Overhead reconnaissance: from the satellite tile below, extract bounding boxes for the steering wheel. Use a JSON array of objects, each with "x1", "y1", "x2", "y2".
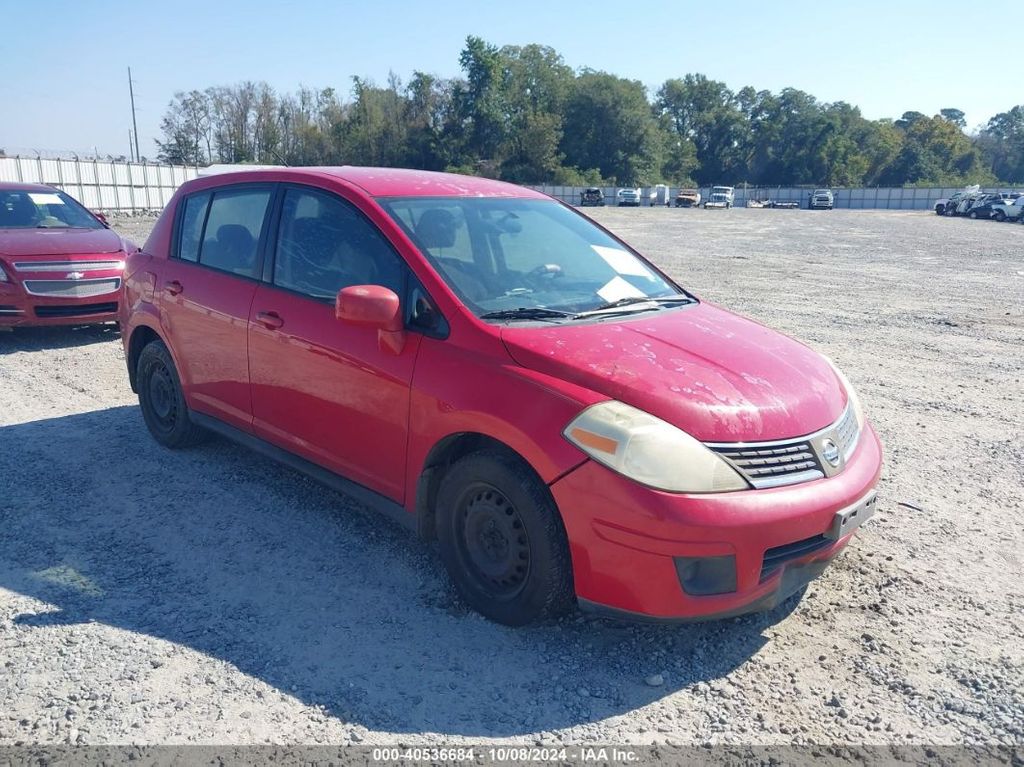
[{"x1": 525, "y1": 263, "x2": 563, "y2": 284}]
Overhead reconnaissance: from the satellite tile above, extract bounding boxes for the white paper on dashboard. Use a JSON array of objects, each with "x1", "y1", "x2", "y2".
[
  {"x1": 28, "y1": 193, "x2": 65, "y2": 205},
  {"x1": 596, "y1": 276, "x2": 646, "y2": 303},
  {"x1": 591, "y1": 244, "x2": 651, "y2": 277}
]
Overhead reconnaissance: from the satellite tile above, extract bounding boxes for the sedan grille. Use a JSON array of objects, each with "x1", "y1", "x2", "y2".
[
  {"x1": 13, "y1": 259, "x2": 123, "y2": 272},
  {"x1": 34, "y1": 302, "x2": 117, "y2": 318},
  {"x1": 706, "y1": 404, "x2": 860, "y2": 489},
  {"x1": 710, "y1": 441, "x2": 824, "y2": 489},
  {"x1": 23, "y1": 277, "x2": 121, "y2": 298},
  {"x1": 833, "y1": 405, "x2": 859, "y2": 458}
]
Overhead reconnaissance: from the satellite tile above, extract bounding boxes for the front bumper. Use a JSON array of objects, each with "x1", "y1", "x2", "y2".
[
  {"x1": 0, "y1": 272, "x2": 121, "y2": 328},
  {"x1": 550, "y1": 422, "x2": 883, "y2": 621}
]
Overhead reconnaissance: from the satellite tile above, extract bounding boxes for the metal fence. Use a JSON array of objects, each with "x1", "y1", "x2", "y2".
[
  {"x1": 0, "y1": 157, "x2": 199, "y2": 212},
  {"x1": 2, "y1": 156, "x2": 1014, "y2": 213},
  {"x1": 529, "y1": 185, "x2": 1021, "y2": 210}
]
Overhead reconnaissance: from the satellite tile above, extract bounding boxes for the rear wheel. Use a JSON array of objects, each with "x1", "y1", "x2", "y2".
[
  {"x1": 137, "y1": 340, "x2": 208, "y2": 448},
  {"x1": 436, "y1": 450, "x2": 574, "y2": 625},
  {"x1": 994, "y1": 210, "x2": 1006, "y2": 222},
  {"x1": 968, "y1": 211, "x2": 978, "y2": 219}
]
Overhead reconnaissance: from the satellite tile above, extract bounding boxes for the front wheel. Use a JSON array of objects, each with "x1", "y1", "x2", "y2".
[
  {"x1": 993, "y1": 211, "x2": 1006, "y2": 222},
  {"x1": 137, "y1": 340, "x2": 208, "y2": 448},
  {"x1": 436, "y1": 450, "x2": 574, "y2": 625},
  {"x1": 968, "y1": 211, "x2": 978, "y2": 219}
]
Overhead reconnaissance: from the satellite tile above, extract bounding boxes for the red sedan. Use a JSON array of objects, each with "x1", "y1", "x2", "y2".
[
  {"x1": 0, "y1": 182, "x2": 131, "y2": 329},
  {"x1": 121, "y1": 167, "x2": 882, "y2": 625}
]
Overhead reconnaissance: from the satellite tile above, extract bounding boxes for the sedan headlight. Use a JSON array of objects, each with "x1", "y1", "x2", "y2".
[
  {"x1": 564, "y1": 400, "x2": 749, "y2": 493},
  {"x1": 0, "y1": 264, "x2": 8, "y2": 283},
  {"x1": 823, "y1": 356, "x2": 864, "y2": 428}
]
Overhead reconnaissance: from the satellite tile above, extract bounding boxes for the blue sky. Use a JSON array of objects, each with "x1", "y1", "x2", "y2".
[{"x1": 1, "y1": 0, "x2": 1014, "y2": 158}]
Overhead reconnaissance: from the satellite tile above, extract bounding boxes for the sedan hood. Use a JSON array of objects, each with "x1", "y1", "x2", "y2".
[
  {"x1": 501, "y1": 302, "x2": 846, "y2": 442},
  {"x1": 0, "y1": 228, "x2": 123, "y2": 257}
]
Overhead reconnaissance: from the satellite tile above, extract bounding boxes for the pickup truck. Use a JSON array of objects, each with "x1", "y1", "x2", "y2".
[
  {"x1": 809, "y1": 189, "x2": 834, "y2": 210},
  {"x1": 616, "y1": 187, "x2": 642, "y2": 207},
  {"x1": 704, "y1": 185, "x2": 734, "y2": 209}
]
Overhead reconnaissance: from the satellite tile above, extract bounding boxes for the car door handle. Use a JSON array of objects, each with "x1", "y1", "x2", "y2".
[
  {"x1": 255, "y1": 311, "x2": 284, "y2": 330},
  {"x1": 164, "y1": 280, "x2": 183, "y2": 296}
]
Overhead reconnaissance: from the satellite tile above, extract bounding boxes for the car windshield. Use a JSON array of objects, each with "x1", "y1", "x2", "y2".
[
  {"x1": 0, "y1": 189, "x2": 103, "y2": 229},
  {"x1": 380, "y1": 197, "x2": 685, "y2": 319},
  {"x1": 712, "y1": 187, "x2": 730, "y2": 194}
]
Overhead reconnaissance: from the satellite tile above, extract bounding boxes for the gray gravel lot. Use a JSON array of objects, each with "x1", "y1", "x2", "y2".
[{"x1": 0, "y1": 208, "x2": 1021, "y2": 746}]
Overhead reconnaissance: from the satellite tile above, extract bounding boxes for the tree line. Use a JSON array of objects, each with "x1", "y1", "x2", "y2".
[{"x1": 156, "y1": 36, "x2": 1024, "y2": 187}]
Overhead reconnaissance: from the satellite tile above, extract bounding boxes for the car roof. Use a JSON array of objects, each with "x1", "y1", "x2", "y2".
[
  {"x1": 0, "y1": 181, "x2": 60, "y2": 193},
  {"x1": 186, "y1": 166, "x2": 548, "y2": 199}
]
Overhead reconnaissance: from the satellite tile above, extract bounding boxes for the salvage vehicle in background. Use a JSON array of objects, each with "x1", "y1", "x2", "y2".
[
  {"x1": 580, "y1": 187, "x2": 605, "y2": 207},
  {"x1": 616, "y1": 187, "x2": 641, "y2": 207},
  {"x1": 674, "y1": 188, "x2": 701, "y2": 207},
  {"x1": 965, "y1": 194, "x2": 1011, "y2": 219},
  {"x1": 121, "y1": 166, "x2": 881, "y2": 626},
  {"x1": 809, "y1": 189, "x2": 834, "y2": 210},
  {"x1": 704, "y1": 185, "x2": 735, "y2": 209},
  {"x1": 992, "y1": 197, "x2": 1024, "y2": 222},
  {"x1": 0, "y1": 182, "x2": 133, "y2": 329}
]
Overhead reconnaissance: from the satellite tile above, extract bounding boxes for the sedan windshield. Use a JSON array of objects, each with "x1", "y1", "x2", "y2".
[
  {"x1": 0, "y1": 189, "x2": 103, "y2": 229},
  {"x1": 380, "y1": 197, "x2": 686, "y2": 318}
]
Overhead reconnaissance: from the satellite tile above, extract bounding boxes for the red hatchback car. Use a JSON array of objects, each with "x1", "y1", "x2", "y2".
[
  {"x1": 121, "y1": 167, "x2": 882, "y2": 625},
  {"x1": 0, "y1": 183, "x2": 130, "y2": 328}
]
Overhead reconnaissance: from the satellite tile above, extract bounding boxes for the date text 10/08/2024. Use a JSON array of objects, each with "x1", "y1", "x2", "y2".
[{"x1": 371, "y1": 747, "x2": 639, "y2": 762}]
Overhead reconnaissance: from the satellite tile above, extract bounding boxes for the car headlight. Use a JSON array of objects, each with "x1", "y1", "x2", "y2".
[
  {"x1": 823, "y1": 356, "x2": 864, "y2": 428},
  {"x1": 0, "y1": 264, "x2": 9, "y2": 283},
  {"x1": 563, "y1": 400, "x2": 749, "y2": 493}
]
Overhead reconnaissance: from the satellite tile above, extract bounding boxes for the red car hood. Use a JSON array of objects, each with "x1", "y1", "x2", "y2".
[
  {"x1": 0, "y1": 228, "x2": 124, "y2": 257},
  {"x1": 501, "y1": 302, "x2": 846, "y2": 442}
]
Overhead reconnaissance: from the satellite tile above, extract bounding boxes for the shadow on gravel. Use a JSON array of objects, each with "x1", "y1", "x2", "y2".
[
  {"x1": 0, "y1": 323, "x2": 120, "y2": 354},
  {"x1": 0, "y1": 406, "x2": 799, "y2": 737}
]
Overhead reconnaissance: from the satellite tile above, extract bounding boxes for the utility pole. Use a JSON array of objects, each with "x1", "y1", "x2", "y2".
[
  {"x1": 128, "y1": 67, "x2": 140, "y2": 162},
  {"x1": 128, "y1": 130, "x2": 135, "y2": 163}
]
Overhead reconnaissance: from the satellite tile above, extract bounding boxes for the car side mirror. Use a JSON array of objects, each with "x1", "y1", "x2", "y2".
[
  {"x1": 336, "y1": 285, "x2": 405, "y2": 354},
  {"x1": 93, "y1": 211, "x2": 109, "y2": 227}
]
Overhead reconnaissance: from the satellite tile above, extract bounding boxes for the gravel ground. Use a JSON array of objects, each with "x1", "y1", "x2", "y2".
[{"x1": 0, "y1": 208, "x2": 1021, "y2": 747}]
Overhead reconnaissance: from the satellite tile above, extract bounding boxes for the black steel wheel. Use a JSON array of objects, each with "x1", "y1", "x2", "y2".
[
  {"x1": 436, "y1": 450, "x2": 574, "y2": 625},
  {"x1": 456, "y1": 483, "x2": 531, "y2": 599},
  {"x1": 137, "y1": 340, "x2": 208, "y2": 448}
]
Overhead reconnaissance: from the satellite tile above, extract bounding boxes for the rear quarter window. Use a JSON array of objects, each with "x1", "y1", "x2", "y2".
[{"x1": 177, "y1": 192, "x2": 211, "y2": 263}]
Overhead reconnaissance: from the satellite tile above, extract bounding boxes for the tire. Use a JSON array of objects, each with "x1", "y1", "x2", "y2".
[
  {"x1": 993, "y1": 210, "x2": 1006, "y2": 222},
  {"x1": 136, "y1": 340, "x2": 208, "y2": 448},
  {"x1": 436, "y1": 450, "x2": 574, "y2": 626},
  {"x1": 935, "y1": 206, "x2": 944, "y2": 215},
  {"x1": 968, "y1": 211, "x2": 978, "y2": 219}
]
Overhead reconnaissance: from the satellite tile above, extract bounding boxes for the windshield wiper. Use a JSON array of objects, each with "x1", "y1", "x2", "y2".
[
  {"x1": 574, "y1": 295, "x2": 694, "y2": 318},
  {"x1": 478, "y1": 307, "x2": 575, "y2": 321}
]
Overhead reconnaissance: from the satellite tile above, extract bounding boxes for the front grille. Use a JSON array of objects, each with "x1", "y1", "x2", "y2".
[
  {"x1": 13, "y1": 259, "x2": 123, "y2": 272},
  {"x1": 34, "y1": 302, "x2": 117, "y2": 318},
  {"x1": 707, "y1": 404, "x2": 860, "y2": 489},
  {"x1": 834, "y1": 405, "x2": 859, "y2": 458},
  {"x1": 760, "y1": 534, "x2": 832, "y2": 581},
  {"x1": 711, "y1": 441, "x2": 825, "y2": 489},
  {"x1": 23, "y1": 277, "x2": 121, "y2": 298}
]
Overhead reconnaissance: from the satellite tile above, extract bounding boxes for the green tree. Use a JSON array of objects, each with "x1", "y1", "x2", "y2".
[{"x1": 562, "y1": 71, "x2": 665, "y2": 184}]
